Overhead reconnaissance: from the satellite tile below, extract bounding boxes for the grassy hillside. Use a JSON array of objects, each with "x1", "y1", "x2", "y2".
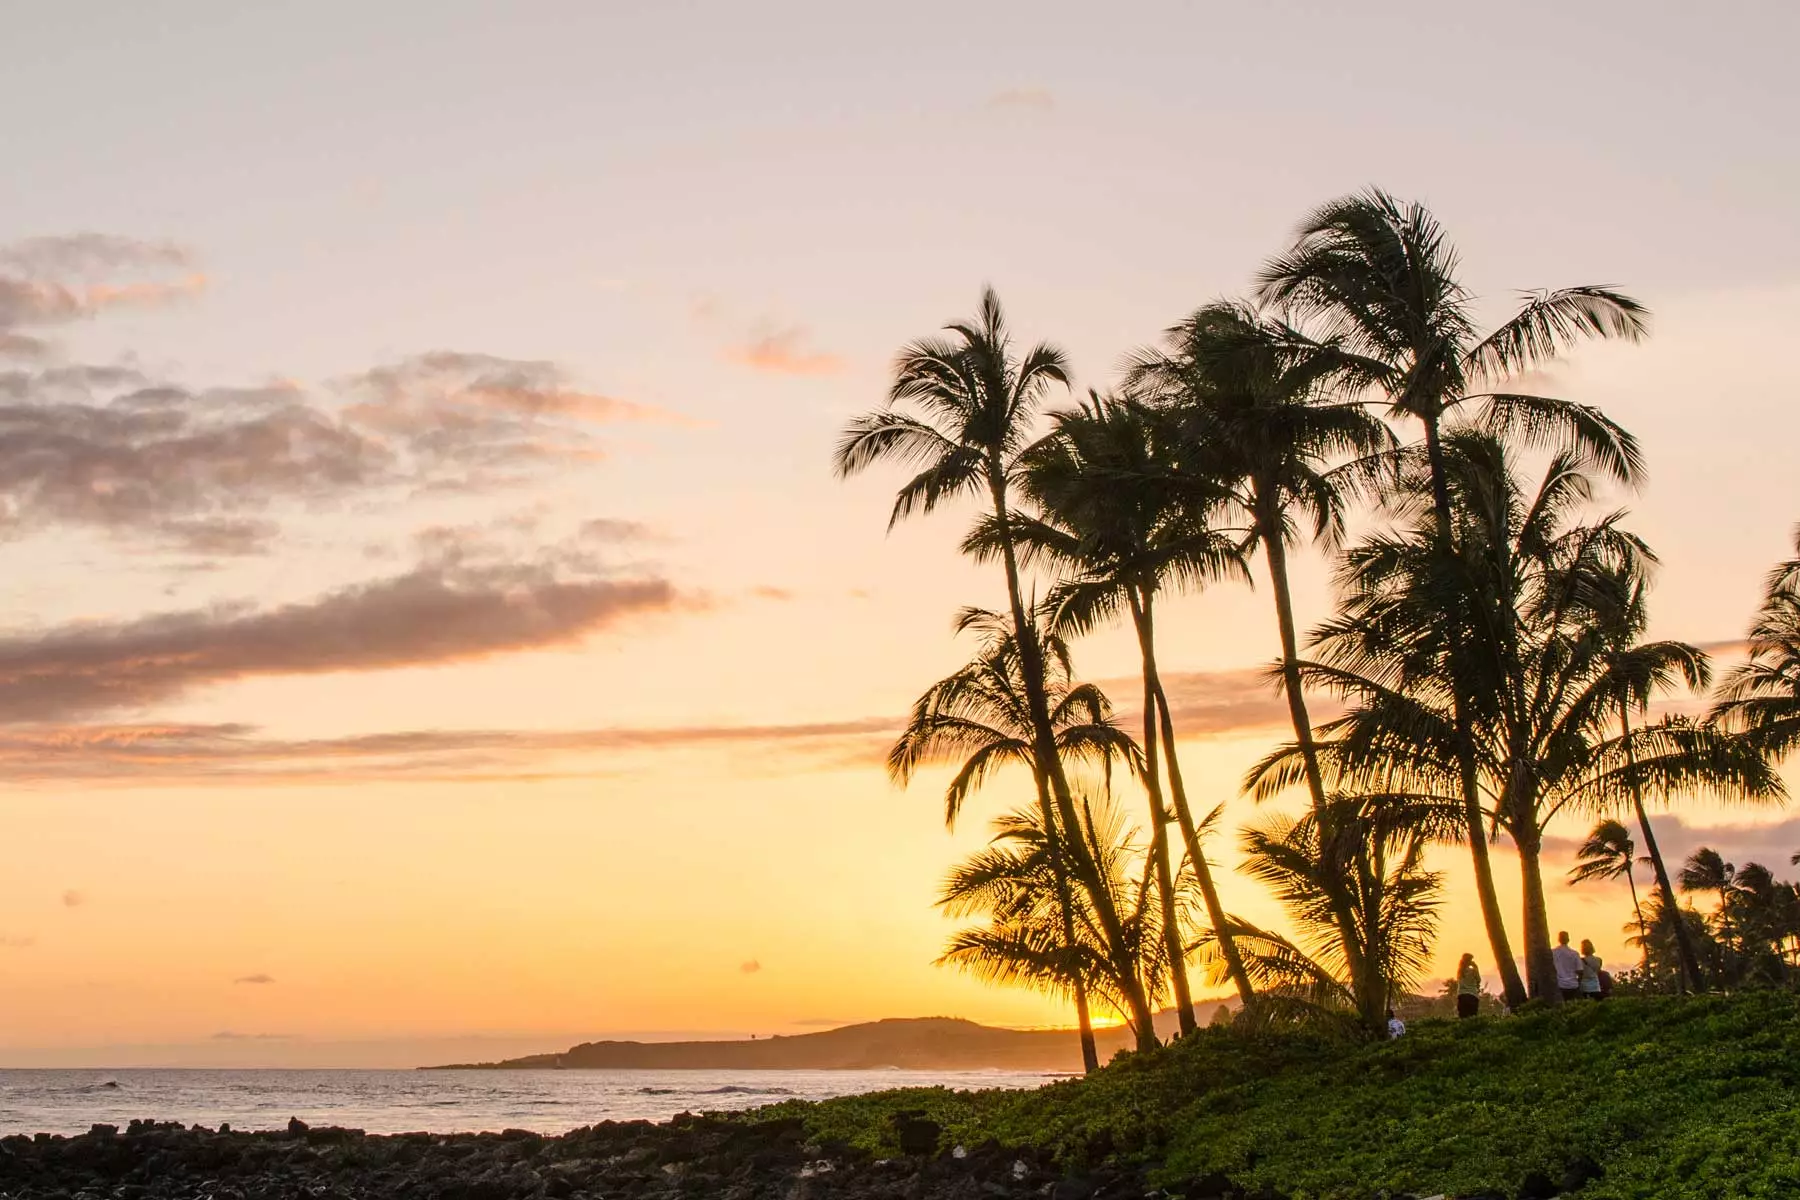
[{"x1": 758, "y1": 994, "x2": 1800, "y2": 1199}]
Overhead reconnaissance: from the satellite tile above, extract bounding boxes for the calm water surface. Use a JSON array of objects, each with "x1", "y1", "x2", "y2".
[{"x1": 0, "y1": 1068, "x2": 1061, "y2": 1136}]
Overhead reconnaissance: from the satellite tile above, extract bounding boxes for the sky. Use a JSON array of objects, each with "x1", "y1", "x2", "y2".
[{"x1": 0, "y1": 0, "x2": 1797, "y2": 1066}]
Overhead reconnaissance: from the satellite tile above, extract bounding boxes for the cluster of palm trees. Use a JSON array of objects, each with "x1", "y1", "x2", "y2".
[
  {"x1": 834, "y1": 189, "x2": 1800, "y2": 1060},
  {"x1": 1571, "y1": 537, "x2": 1800, "y2": 992}
]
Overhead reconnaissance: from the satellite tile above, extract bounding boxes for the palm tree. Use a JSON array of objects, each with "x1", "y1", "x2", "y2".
[
  {"x1": 939, "y1": 793, "x2": 1167, "y2": 1052},
  {"x1": 1569, "y1": 818, "x2": 1646, "y2": 965},
  {"x1": 836, "y1": 288, "x2": 1158, "y2": 1047},
  {"x1": 1123, "y1": 301, "x2": 1394, "y2": 1005},
  {"x1": 1258, "y1": 189, "x2": 1650, "y2": 1008},
  {"x1": 1713, "y1": 526, "x2": 1800, "y2": 762},
  {"x1": 1285, "y1": 432, "x2": 1782, "y2": 1000},
  {"x1": 1196, "y1": 793, "x2": 1449, "y2": 1032},
  {"x1": 985, "y1": 391, "x2": 1255, "y2": 1017},
  {"x1": 1680, "y1": 847, "x2": 1740, "y2": 962},
  {"x1": 1592, "y1": 566, "x2": 1714, "y2": 991},
  {"x1": 1628, "y1": 889, "x2": 1723, "y2": 989},
  {"x1": 889, "y1": 607, "x2": 1140, "y2": 1070}
]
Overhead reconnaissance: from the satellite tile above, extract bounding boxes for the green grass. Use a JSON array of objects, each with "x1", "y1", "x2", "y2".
[{"x1": 754, "y1": 994, "x2": 1800, "y2": 1198}]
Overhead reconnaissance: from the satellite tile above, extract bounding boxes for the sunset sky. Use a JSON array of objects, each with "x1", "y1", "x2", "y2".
[{"x1": 2, "y1": 1, "x2": 1797, "y2": 1066}]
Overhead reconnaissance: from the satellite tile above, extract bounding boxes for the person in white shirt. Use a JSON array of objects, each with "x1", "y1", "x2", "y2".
[
  {"x1": 1386, "y1": 1009, "x2": 1405, "y2": 1039},
  {"x1": 1552, "y1": 930, "x2": 1582, "y2": 1000}
]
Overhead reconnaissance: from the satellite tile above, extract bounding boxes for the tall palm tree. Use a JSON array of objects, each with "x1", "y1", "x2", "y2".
[
  {"x1": 1123, "y1": 302, "x2": 1394, "y2": 1003},
  {"x1": 983, "y1": 391, "x2": 1255, "y2": 1017},
  {"x1": 889, "y1": 607, "x2": 1140, "y2": 1070},
  {"x1": 1258, "y1": 189, "x2": 1650, "y2": 1008},
  {"x1": 1592, "y1": 567, "x2": 1713, "y2": 991},
  {"x1": 1713, "y1": 526, "x2": 1800, "y2": 763},
  {"x1": 939, "y1": 793, "x2": 1167, "y2": 1053},
  {"x1": 1284, "y1": 432, "x2": 1781, "y2": 1000},
  {"x1": 1569, "y1": 818, "x2": 1646, "y2": 965},
  {"x1": 836, "y1": 288, "x2": 1158, "y2": 1046}
]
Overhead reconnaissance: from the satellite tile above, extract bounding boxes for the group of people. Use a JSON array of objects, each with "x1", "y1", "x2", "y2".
[
  {"x1": 1552, "y1": 930, "x2": 1613, "y2": 1002},
  {"x1": 1388, "y1": 933, "x2": 1611, "y2": 1037},
  {"x1": 1449, "y1": 932, "x2": 1611, "y2": 1017}
]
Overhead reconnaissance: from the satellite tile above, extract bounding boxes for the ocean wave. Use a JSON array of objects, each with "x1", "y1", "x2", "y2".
[{"x1": 634, "y1": 1086, "x2": 797, "y2": 1097}]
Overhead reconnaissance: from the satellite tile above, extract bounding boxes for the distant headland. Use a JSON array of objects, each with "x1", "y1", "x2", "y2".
[{"x1": 421, "y1": 1013, "x2": 1203, "y2": 1072}]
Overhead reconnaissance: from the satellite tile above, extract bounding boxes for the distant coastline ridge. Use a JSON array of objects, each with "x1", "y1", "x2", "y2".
[{"x1": 423, "y1": 1012, "x2": 1206, "y2": 1071}]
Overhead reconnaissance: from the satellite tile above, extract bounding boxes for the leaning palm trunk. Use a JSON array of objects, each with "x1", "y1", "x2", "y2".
[
  {"x1": 1035, "y1": 775, "x2": 1101, "y2": 1069},
  {"x1": 1137, "y1": 656, "x2": 1198, "y2": 1035},
  {"x1": 1619, "y1": 702, "x2": 1704, "y2": 991},
  {"x1": 1257, "y1": 495, "x2": 1378, "y2": 1007},
  {"x1": 1135, "y1": 594, "x2": 1254, "y2": 1005},
  {"x1": 1423, "y1": 421, "x2": 1529, "y2": 1008},
  {"x1": 992, "y1": 482, "x2": 1159, "y2": 1048}
]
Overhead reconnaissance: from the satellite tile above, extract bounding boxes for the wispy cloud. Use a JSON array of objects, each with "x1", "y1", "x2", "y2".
[
  {"x1": 0, "y1": 714, "x2": 896, "y2": 788},
  {"x1": 0, "y1": 371, "x2": 390, "y2": 553},
  {"x1": 0, "y1": 232, "x2": 696, "y2": 554},
  {"x1": 740, "y1": 960, "x2": 762, "y2": 975},
  {"x1": 232, "y1": 973, "x2": 276, "y2": 986},
  {"x1": 212, "y1": 1030, "x2": 290, "y2": 1039},
  {"x1": 0, "y1": 667, "x2": 1296, "y2": 789},
  {"x1": 0, "y1": 935, "x2": 35, "y2": 949},
  {"x1": 0, "y1": 547, "x2": 683, "y2": 723},
  {"x1": 60, "y1": 889, "x2": 85, "y2": 908},
  {"x1": 986, "y1": 87, "x2": 1055, "y2": 112},
  {"x1": 340, "y1": 350, "x2": 698, "y2": 486},
  {"x1": 723, "y1": 325, "x2": 843, "y2": 376},
  {"x1": 0, "y1": 235, "x2": 204, "y2": 358}
]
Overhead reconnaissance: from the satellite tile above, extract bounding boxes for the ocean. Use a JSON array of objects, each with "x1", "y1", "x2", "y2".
[{"x1": 0, "y1": 1068, "x2": 1062, "y2": 1137}]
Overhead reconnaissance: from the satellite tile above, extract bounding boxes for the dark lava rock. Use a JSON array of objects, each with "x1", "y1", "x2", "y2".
[
  {"x1": 1561, "y1": 1153, "x2": 1604, "y2": 1192},
  {"x1": 0, "y1": 1114, "x2": 1154, "y2": 1200},
  {"x1": 1516, "y1": 1168, "x2": 1558, "y2": 1200},
  {"x1": 894, "y1": 1113, "x2": 942, "y2": 1157}
]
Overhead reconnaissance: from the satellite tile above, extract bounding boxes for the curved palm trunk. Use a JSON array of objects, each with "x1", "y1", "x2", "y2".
[
  {"x1": 1135, "y1": 604, "x2": 1253, "y2": 1006},
  {"x1": 1035, "y1": 774, "x2": 1101, "y2": 1071},
  {"x1": 1423, "y1": 419, "x2": 1528, "y2": 1008},
  {"x1": 1625, "y1": 863, "x2": 1648, "y2": 973},
  {"x1": 1130, "y1": 594, "x2": 1197, "y2": 1035},
  {"x1": 1618, "y1": 702, "x2": 1703, "y2": 992},
  {"x1": 1256, "y1": 494, "x2": 1378, "y2": 1019},
  {"x1": 1070, "y1": 979, "x2": 1100, "y2": 1073},
  {"x1": 989, "y1": 472, "x2": 1159, "y2": 1048},
  {"x1": 1514, "y1": 818, "x2": 1560, "y2": 1001}
]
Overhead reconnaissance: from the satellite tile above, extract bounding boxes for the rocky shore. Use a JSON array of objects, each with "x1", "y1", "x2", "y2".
[{"x1": 0, "y1": 1113, "x2": 1164, "y2": 1200}]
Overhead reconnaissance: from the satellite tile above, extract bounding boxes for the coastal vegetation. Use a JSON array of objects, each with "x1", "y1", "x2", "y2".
[
  {"x1": 835, "y1": 188, "x2": 1799, "y2": 1049},
  {"x1": 763, "y1": 992, "x2": 1800, "y2": 1199}
]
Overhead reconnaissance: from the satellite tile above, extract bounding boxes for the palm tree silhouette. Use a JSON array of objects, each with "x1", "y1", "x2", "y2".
[
  {"x1": 889, "y1": 607, "x2": 1138, "y2": 1069},
  {"x1": 1195, "y1": 793, "x2": 1448, "y2": 1027},
  {"x1": 1287, "y1": 433, "x2": 1780, "y2": 999},
  {"x1": 1591, "y1": 567, "x2": 1714, "y2": 991},
  {"x1": 834, "y1": 294, "x2": 1158, "y2": 1049},
  {"x1": 1258, "y1": 190, "x2": 1649, "y2": 1008},
  {"x1": 1124, "y1": 299, "x2": 1394, "y2": 1016},
  {"x1": 1569, "y1": 819, "x2": 1646, "y2": 967},
  {"x1": 986, "y1": 391, "x2": 1255, "y2": 1018},
  {"x1": 1713, "y1": 527, "x2": 1800, "y2": 763},
  {"x1": 938, "y1": 793, "x2": 1167, "y2": 1053},
  {"x1": 1680, "y1": 847, "x2": 1741, "y2": 963}
]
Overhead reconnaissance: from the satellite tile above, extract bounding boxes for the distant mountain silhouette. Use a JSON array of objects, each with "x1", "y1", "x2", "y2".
[{"x1": 425, "y1": 1008, "x2": 1235, "y2": 1072}]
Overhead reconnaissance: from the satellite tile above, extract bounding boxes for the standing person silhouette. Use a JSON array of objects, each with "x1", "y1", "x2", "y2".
[
  {"x1": 1455, "y1": 953, "x2": 1482, "y2": 1018},
  {"x1": 1553, "y1": 931, "x2": 1582, "y2": 1001},
  {"x1": 1579, "y1": 940, "x2": 1604, "y2": 1001}
]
